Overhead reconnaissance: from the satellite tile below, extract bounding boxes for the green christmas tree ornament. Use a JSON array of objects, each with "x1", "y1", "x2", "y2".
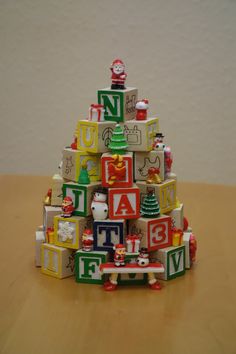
[
  {"x1": 108, "y1": 123, "x2": 128, "y2": 155},
  {"x1": 78, "y1": 161, "x2": 90, "y2": 184},
  {"x1": 140, "y1": 191, "x2": 160, "y2": 218}
]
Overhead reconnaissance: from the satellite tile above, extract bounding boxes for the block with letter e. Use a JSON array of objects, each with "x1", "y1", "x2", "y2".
[
  {"x1": 98, "y1": 87, "x2": 138, "y2": 122},
  {"x1": 75, "y1": 250, "x2": 109, "y2": 284},
  {"x1": 93, "y1": 219, "x2": 126, "y2": 252},
  {"x1": 129, "y1": 215, "x2": 172, "y2": 252},
  {"x1": 108, "y1": 186, "x2": 140, "y2": 220}
]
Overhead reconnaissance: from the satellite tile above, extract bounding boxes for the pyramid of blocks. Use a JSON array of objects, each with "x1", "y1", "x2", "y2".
[{"x1": 35, "y1": 59, "x2": 197, "y2": 291}]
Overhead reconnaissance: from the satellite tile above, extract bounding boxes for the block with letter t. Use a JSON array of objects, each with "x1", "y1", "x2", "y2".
[
  {"x1": 75, "y1": 250, "x2": 109, "y2": 284},
  {"x1": 129, "y1": 215, "x2": 172, "y2": 252},
  {"x1": 62, "y1": 181, "x2": 101, "y2": 217},
  {"x1": 97, "y1": 87, "x2": 138, "y2": 122},
  {"x1": 108, "y1": 185, "x2": 140, "y2": 220},
  {"x1": 93, "y1": 219, "x2": 126, "y2": 252}
]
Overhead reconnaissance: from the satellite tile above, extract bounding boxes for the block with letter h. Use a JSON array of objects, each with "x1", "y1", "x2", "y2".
[
  {"x1": 62, "y1": 147, "x2": 101, "y2": 182},
  {"x1": 129, "y1": 215, "x2": 172, "y2": 252},
  {"x1": 108, "y1": 186, "x2": 140, "y2": 220},
  {"x1": 77, "y1": 120, "x2": 116, "y2": 153},
  {"x1": 62, "y1": 181, "x2": 101, "y2": 217},
  {"x1": 98, "y1": 87, "x2": 138, "y2": 122},
  {"x1": 93, "y1": 219, "x2": 126, "y2": 252},
  {"x1": 75, "y1": 250, "x2": 109, "y2": 284},
  {"x1": 101, "y1": 152, "x2": 133, "y2": 188}
]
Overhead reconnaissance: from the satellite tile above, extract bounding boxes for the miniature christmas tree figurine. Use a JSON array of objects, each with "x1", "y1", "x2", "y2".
[
  {"x1": 78, "y1": 161, "x2": 90, "y2": 184},
  {"x1": 140, "y1": 191, "x2": 160, "y2": 218},
  {"x1": 108, "y1": 124, "x2": 128, "y2": 155}
]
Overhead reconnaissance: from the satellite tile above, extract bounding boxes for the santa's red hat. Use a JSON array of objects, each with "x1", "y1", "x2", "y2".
[
  {"x1": 63, "y1": 196, "x2": 73, "y2": 203},
  {"x1": 110, "y1": 59, "x2": 125, "y2": 68},
  {"x1": 114, "y1": 243, "x2": 126, "y2": 250},
  {"x1": 83, "y1": 228, "x2": 93, "y2": 236}
]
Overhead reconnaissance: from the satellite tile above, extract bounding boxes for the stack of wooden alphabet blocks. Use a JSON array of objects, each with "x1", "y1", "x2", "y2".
[{"x1": 36, "y1": 84, "x2": 196, "y2": 287}]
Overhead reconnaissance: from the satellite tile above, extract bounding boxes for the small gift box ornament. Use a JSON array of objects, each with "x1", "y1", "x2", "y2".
[
  {"x1": 172, "y1": 228, "x2": 183, "y2": 247},
  {"x1": 126, "y1": 233, "x2": 141, "y2": 253},
  {"x1": 89, "y1": 104, "x2": 105, "y2": 122}
]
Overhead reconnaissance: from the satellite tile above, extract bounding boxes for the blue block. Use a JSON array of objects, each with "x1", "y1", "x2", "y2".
[{"x1": 93, "y1": 219, "x2": 126, "y2": 252}]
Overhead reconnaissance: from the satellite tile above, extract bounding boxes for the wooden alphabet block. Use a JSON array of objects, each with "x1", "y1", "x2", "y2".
[
  {"x1": 77, "y1": 120, "x2": 116, "y2": 153},
  {"x1": 43, "y1": 206, "x2": 62, "y2": 232},
  {"x1": 137, "y1": 179, "x2": 177, "y2": 214},
  {"x1": 41, "y1": 243, "x2": 75, "y2": 279},
  {"x1": 35, "y1": 230, "x2": 45, "y2": 267},
  {"x1": 108, "y1": 186, "x2": 140, "y2": 220},
  {"x1": 134, "y1": 151, "x2": 165, "y2": 181},
  {"x1": 75, "y1": 250, "x2": 109, "y2": 284},
  {"x1": 123, "y1": 117, "x2": 159, "y2": 152},
  {"x1": 101, "y1": 152, "x2": 133, "y2": 188},
  {"x1": 54, "y1": 215, "x2": 88, "y2": 250},
  {"x1": 93, "y1": 219, "x2": 126, "y2": 252},
  {"x1": 62, "y1": 181, "x2": 101, "y2": 217},
  {"x1": 129, "y1": 215, "x2": 172, "y2": 252},
  {"x1": 51, "y1": 174, "x2": 63, "y2": 206},
  {"x1": 62, "y1": 148, "x2": 101, "y2": 182},
  {"x1": 118, "y1": 253, "x2": 147, "y2": 285},
  {"x1": 98, "y1": 87, "x2": 138, "y2": 122},
  {"x1": 168, "y1": 203, "x2": 184, "y2": 230},
  {"x1": 155, "y1": 245, "x2": 185, "y2": 280}
]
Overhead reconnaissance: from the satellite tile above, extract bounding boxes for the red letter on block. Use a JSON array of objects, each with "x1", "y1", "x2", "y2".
[{"x1": 116, "y1": 194, "x2": 135, "y2": 215}]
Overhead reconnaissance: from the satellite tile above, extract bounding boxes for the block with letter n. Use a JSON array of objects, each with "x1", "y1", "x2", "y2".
[
  {"x1": 155, "y1": 245, "x2": 185, "y2": 280},
  {"x1": 129, "y1": 215, "x2": 172, "y2": 252},
  {"x1": 93, "y1": 219, "x2": 126, "y2": 252},
  {"x1": 62, "y1": 181, "x2": 101, "y2": 217},
  {"x1": 98, "y1": 87, "x2": 138, "y2": 122},
  {"x1": 75, "y1": 250, "x2": 109, "y2": 284}
]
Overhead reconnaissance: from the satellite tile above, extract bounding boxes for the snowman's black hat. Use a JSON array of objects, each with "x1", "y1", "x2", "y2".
[
  {"x1": 94, "y1": 187, "x2": 108, "y2": 195},
  {"x1": 155, "y1": 133, "x2": 165, "y2": 138}
]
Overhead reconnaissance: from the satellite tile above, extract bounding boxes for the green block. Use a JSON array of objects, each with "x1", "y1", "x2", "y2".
[
  {"x1": 118, "y1": 253, "x2": 147, "y2": 285},
  {"x1": 156, "y1": 245, "x2": 185, "y2": 281},
  {"x1": 98, "y1": 87, "x2": 137, "y2": 123},
  {"x1": 63, "y1": 181, "x2": 101, "y2": 217},
  {"x1": 75, "y1": 250, "x2": 109, "y2": 284}
]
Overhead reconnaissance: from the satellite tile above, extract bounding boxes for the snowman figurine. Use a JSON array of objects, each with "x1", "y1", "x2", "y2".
[
  {"x1": 91, "y1": 188, "x2": 108, "y2": 220},
  {"x1": 137, "y1": 248, "x2": 150, "y2": 267}
]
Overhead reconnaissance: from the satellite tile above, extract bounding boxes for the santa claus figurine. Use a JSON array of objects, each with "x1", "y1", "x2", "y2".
[
  {"x1": 61, "y1": 196, "x2": 75, "y2": 218},
  {"x1": 110, "y1": 59, "x2": 127, "y2": 90},
  {"x1": 82, "y1": 229, "x2": 94, "y2": 252},
  {"x1": 113, "y1": 244, "x2": 126, "y2": 266},
  {"x1": 135, "y1": 99, "x2": 149, "y2": 120}
]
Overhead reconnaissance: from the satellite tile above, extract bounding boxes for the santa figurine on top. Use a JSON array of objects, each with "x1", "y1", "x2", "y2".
[{"x1": 110, "y1": 59, "x2": 127, "y2": 90}]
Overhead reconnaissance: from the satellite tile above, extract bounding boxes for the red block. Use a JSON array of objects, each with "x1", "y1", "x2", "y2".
[
  {"x1": 101, "y1": 152, "x2": 133, "y2": 188},
  {"x1": 108, "y1": 186, "x2": 140, "y2": 220}
]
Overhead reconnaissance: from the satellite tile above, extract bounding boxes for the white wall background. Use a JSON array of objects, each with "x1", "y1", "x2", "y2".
[{"x1": 0, "y1": 0, "x2": 236, "y2": 185}]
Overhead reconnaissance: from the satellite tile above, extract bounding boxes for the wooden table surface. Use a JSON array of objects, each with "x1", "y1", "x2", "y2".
[{"x1": 1, "y1": 175, "x2": 236, "y2": 354}]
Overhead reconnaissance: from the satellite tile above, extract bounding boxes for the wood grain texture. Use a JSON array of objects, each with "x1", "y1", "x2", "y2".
[{"x1": 0, "y1": 175, "x2": 236, "y2": 354}]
